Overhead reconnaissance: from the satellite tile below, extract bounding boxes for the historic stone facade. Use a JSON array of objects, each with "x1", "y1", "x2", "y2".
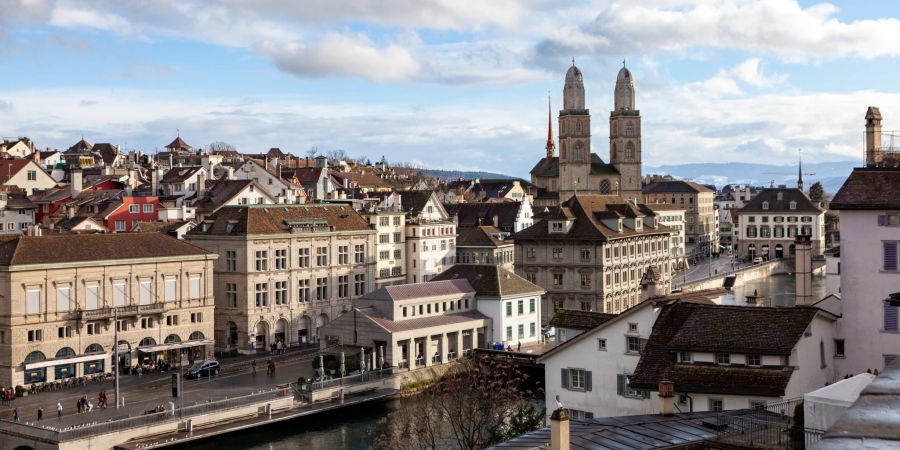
[{"x1": 530, "y1": 63, "x2": 643, "y2": 206}]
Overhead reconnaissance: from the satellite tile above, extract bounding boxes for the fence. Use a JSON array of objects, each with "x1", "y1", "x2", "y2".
[
  {"x1": 715, "y1": 412, "x2": 795, "y2": 449},
  {"x1": 307, "y1": 368, "x2": 393, "y2": 391},
  {"x1": 0, "y1": 387, "x2": 287, "y2": 443}
]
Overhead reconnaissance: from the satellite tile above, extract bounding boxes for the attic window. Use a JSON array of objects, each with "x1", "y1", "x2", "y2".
[
  {"x1": 226, "y1": 222, "x2": 236, "y2": 233},
  {"x1": 551, "y1": 222, "x2": 564, "y2": 233},
  {"x1": 789, "y1": 201, "x2": 797, "y2": 210},
  {"x1": 201, "y1": 222, "x2": 212, "y2": 232},
  {"x1": 776, "y1": 192, "x2": 783, "y2": 201},
  {"x1": 762, "y1": 201, "x2": 769, "y2": 210}
]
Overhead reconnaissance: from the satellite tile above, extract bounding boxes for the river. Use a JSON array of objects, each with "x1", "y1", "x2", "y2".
[{"x1": 181, "y1": 273, "x2": 826, "y2": 449}]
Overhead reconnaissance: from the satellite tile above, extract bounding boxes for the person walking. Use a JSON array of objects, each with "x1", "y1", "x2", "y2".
[
  {"x1": 13, "y1": 407, "x2": 19, "y2": 422},
  {"x1": 37, "y1": 407, "x2": 43, "y2": 421},
  {"x1": 251, "y1": 359, "x2": 257, "y2": 373},
  {"x1": 56, "y1": 402, "x2": 63, "y2": 418},
  {"x1": 517, "y1": 341, "x2": 521, "y2": 352}
]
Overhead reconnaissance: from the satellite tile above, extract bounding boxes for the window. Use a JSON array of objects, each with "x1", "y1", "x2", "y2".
[
  {"x1": 166, "y1": 315, "x2": 178, "y2": 326},
  {"x1": 255, "y1": 250, "x2": 268, "y2": 271},
  {"x1": 879, "y1": 213, "x2": 900, "y2": 227},
  {"x1": 393, "y1": 249, "x2": 401, "y2": 260},
  {"x1": 679, "y1": 352, "x2": 692, "y2": 363},
  {"x1": 553, "y1": 273, "x2": 563, "y2": 287},
  {"x1": 86, "y1": 283, "x2": 99, "y2": 310},
  {"x1": 255, "y1": 283, "x2": 268, "y2": 307},
  {"x1": 27, "y1": 170, "x2": 36, "y2": 181},
  {"x1": 626, "y1": 336, "x2": 646, "y2": 354},
  {"x1": 885, "y1": 301, "x2": 899, "y2": 331},
  {"x1": 747, "y1": 354, "x2": 761, "y2": 366},
  {"x1": 393, "y1": 232, "x2": 401, "y2": 243},
  {"x1": 517, "y1": 299, "x2": 524, "y2": 315},
  {"x1": 820, "y1": 340, "x2": 827, "y2": 368},
  {"x1": 316, "y1": 277, "x2": 328, "y2": 300},
  {"x1": 113, "y1": 281, "x2": 126, "y2": 306},
  {"x1": 56, "y1": 286, "x2": 70, "y2": 312},
  {"x1": 275, "y1": 281, "x2": 287, "y2": 304},
  {"x1": 338, "y1": 275, "x2": 349, "y2": 298},
  {"x1": 552, "y1": 248, "x2": 563, "y2": 259},
  {"x1": 354, "y1": 274, "x2": 366, "y2": 296},
  {"x1": 164, "y1": 277, "x2": 178, "y2": 302},
  {"x1": 143, "y1": 204, "x2": 153, "y2": 213},
  {"x1": 526, "y1": 247, "x2": 536, "y2": 258},
  {"x1": 298, "y1": 248, "x2": 310, "y2": 267},
  {"x1": 379, "y1": 250, "x2": 390, "y2": 261},
  {"x1": 580, "y1": 272, "x2": 591, "y2": 287},
  {"x1": 275, "y1": 249, "x2": 287, "y2": 270},
  {"x1": 505, "y1": 302, "x2": 512, "y2": 317},
  {"x1": 379, "y1": 217, "x2": 389, "y2": 226},
  {"x1": 141, "y1": 317, "x2": 154, "y2": 329},
  {"x1": 506, "y1": 326, "x2": 512, "y2": 341},
  {"x1": 529, "y1": 298, "x2": 536, "y2": 313},
  {"x1": 518, "y1": 324, "x2": 525, "y2": 339},
  {"x1": 225, "y1": 250, "x2": 237, "y2": 271},
  {"x1": 884, "y1": 242, "x2": 899, "y2": 272},
  {"x1": 581, "y1": 301, "x2": 591, "y2": 311},
  {"x1": 316, "y1": 247, "x2": 328, "y2": 266},
  {"x1": 679, "y1": 394, "x2": 689, "y2": 406},
  {"x1": 225, "y1": 283, "x2": 237, "y2": 307},
  {"x1": 298, "y1": 279, "x2": 310, "y2": 302},
  {"x1": 354, "y1": 245, "x2": 365, "y2": 263},
  {"x1": 28, "y1": 329, "x2": 42, "y2": 342},
  {"x1": 525, "y1": 272, "x2": 536, "y2": 284},
  {"x1": 562, "y1": 368, "x2": 590, "y2": 391},
  {"x1": 628, "y1": 323, "x2": 638, "y2": 333},
  {"x1": 762, "y1": 201, "x2": 769, "y2": 210},
  {"x1": 138, "y1": 280, "x2": 153, "y2": 305},
  {"x1": 115, "y1": 220, "x2": 126, "y2": 231},
  {"x1": 379, "y1": 234, "x2": 389, "y2": 244},
  {"x1": 716, "y1": 353, "x2": 731, "y2": 365},
  {"x1": 338, "y1": 245, "x2": 349, "y2": 265},
  {"x1": 87, "y1": 322, "x2": 103, "y2": 335},
  {"x1": 393, "y1": 216, "x2": 401, "y2": 226},
  {"x1": 129, "y1": 204, "x2": 140, "y2": 213},
  {"x1": 530, "y1": 322, "x2": 536, "y2": 337},
  {"x1": 25, "y1": 288, "x2": 40, "y2": 314},
  {"x1": 188, "y1": 276, "x2": 200, "y2": 299},
  {"x1": 58, "y1": 325, "x2": 72, "y2": 338},
  {"x1": 598, "y1": 338, "x2": 607, "y2": 351},
  {"x1": 835, "y1": 339, "x2": 845, "y2": 357},
  {"x1": 709, "y1": 398, "x2": 724, "y2": 412},
  {"x1": 750, "y1": 400, "x2": 766, "y2": 409},
  {"x1": 616, "y1": 373, "x2": 646, "y2": 398}
]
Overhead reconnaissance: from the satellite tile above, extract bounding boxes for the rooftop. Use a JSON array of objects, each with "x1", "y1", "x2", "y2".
[
  {"x1": 361, "y1": 279, "x2": 474, "y2": 302},
  {"x1": 431, "y1": 265, "x2": 543, "y2": 298},
  {"x1": 0, "y1": 233, "x2": 213, "y2": 266},
  {"x1": 548, "y1": 309, "x2": 616, "y2": 330},
  {"x1": 818, "y1": 359, "x2": 900, "y2": 448},
  {"x1": 831, "y1": 167, "x2": 900, "y2": 210}
]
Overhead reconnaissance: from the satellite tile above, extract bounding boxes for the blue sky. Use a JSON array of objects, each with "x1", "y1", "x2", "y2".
[{"x1": 1, "y1": 0, "x2": 899, "y2": 178}]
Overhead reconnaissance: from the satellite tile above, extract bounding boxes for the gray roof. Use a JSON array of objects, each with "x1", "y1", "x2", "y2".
[
  {"x1": 361, "y1": 279, "x2": 474, "y2": 301},
  {"x1": 735, "y1": 188, "x2": 822, "y2": 214},
  {"x1": 431, "y1": 265, "x2": 543, "y2": 298},
  {"x1": 357, "y1": 307, "x2": 488, "y2": 333},
  {"x1": 643, "y1": 180, "x2": 714, "y2": 194}
]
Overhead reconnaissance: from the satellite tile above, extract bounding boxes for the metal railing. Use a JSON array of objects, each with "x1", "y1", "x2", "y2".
[
  {"x1": 307, "y1": 368, "x2": 393, "y2": 391},
  {"x1": 715, "y1": 413, "x2": 794, "y2": 449},
  {"x1": 765, "y1": 397, "x2": 803, "y2": 417}
]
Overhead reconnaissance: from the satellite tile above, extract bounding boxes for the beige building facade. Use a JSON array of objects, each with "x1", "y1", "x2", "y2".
[
  {"x1": 643, "y1": 181, "x2": 717, "y2": 262},
  {"x1": 0, "y1": 233, "x2": 216, "y2": 387},
  {"x1": 185, "y1": 204, "x2": 376, "y2": 353},
  {"x1": 361, "y1": 207, "x2": 407, "y2": 287}
]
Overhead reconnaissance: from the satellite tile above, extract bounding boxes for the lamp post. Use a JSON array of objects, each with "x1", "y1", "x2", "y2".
[{"x1": 114, "y1": 307, "x2": 120, "y2": 408}]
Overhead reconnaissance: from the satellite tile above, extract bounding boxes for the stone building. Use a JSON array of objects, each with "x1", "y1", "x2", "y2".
[
  {"x1": 185, "y1": 204, "x2": 376, "y2": 353},
  {"x1": 646, "y1": 203, "x2": 688, "y2": 271},
  {"x1": 643, "y1": 180, "x2": 718, "y2": 261},
  {"x1": 0, "y1": 233, "x2": 217, "y2": 387},
  {"x1": 360, "y1": 205, "x2": 407, "y2": 288},
  {"x1": 382, "y1": 190, "x2": 457, "y2": 283},
  {"x1": 733, "y1": 188, "x2": 824, "y2": 260},
  {"x1": 530, "y1": 62, "x2": 643, "y2": 207},
  {"x1": 514, "y1": 195, "x2": 673, "y2": 320},
  {"x1": 455, "y1": 225, "x2": 515, "y2": 269}
]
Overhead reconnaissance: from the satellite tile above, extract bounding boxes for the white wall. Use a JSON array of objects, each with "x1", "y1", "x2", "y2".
[
  {"x1": 478, "y1": 294, "x2": 541, "y2": 345},
  {"x1": 785, "y1": 314, "x2": 836, "y2": 397},
  {"x1": 836, "y1": 209, "x2": 900, "y2": 376}
]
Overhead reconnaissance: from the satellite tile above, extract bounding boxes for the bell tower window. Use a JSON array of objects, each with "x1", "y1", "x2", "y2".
[{"x1": 625, "y1": 142, "x2": 635, "y2": 161}]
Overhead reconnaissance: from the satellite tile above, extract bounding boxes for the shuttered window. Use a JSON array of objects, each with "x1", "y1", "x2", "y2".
[
  {"x1": 139, "y1": 280, "x2": 152, "y2": 305},
  {"x1": 561, "y1": 368, "x2": 591, "y2": 391},
  {"x1": 885, "y1": 302, "x2": 899, "y2": 332},
  {"x1": 189, "y1": 276, "x2": 201, "y2": 300},
  {"x1": 57, "y1": 287, "x2": 70, "y2": 312},
  {"x1": 86, "y1": 283, "x2": 99, "y2": 310},
  {"x1": 165, "y1": 278, "x2": 177, "y2": 301},
  {"x1": 26, "y1": 289, "x2": 40, "y2": 314},
  {"x1": 617, "y1": 373, "x2": 650, "y2": 399},
  {"x1": 113, "y1": 281, "x2": 126, "y2": 306},
  {"x1": 885, "y1": 242, "x2": 899, "y2": 272}
]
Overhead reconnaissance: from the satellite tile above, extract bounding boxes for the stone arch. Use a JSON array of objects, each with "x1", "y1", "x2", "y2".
[
  {"x1": 253, "y1": 320, "x2": 270, "y2": 351},
  {"x1": 189, "y1": 331, "x2": 205, "y2": 340},
  {"x1": 226, "y1": 321, "x2": 238, "y2": 346},
  {"x1": 316, "y1": 313, "x2": 329, "y2": 342},
  {"x1": 84, "y1": 343, "x2": 104, "y2": 354},
  {"x1": 56, "y1": 347, "x2": 76, "y2": 359},
  {"x1": 164, "y1": 334, "x2": 181, "y2": 344},
  {"x1": 139, "y1": 337, "x2": 156, "y2": 347},
  {"x1": 297, "y1": 315, "x2": 312, "y2": 345},
  {"x1": 275, "y1": 318, "x2": 288, "y2": 345},
  {"x1": 24, "y1": 351, "x2": 47, "y2": 383}
]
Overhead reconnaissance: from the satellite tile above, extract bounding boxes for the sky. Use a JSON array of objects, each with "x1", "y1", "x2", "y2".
[{"x1": 1, "y1": 0, "x2": 900, "y2": 178}]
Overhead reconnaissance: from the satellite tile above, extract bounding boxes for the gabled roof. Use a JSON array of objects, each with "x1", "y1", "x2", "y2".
[
  {"x1": 0, "y1": 159, "x2": 33, "y2": 184},
  {"x1": 65, "y1": 138, "x2": 92, "y2": 154},
  {"x1": 643, "y1": 180, "x2": 714, "y2": 194},
  {"x1": 548, "y1": 309, "x2": 616, "y2": 330},
  {"x1": 629, "y1": 302, "x2": 824, "y2": 396},
  {"x1": 361, "y1": 279, "x2": 474, "y2": 301},
  {"x1": 514, "y1": 194, "x2": 668, "y2": 242},
  {"x1": 831, "y1": 168, "x2": 900, "y2": 210},
  {"x1": 431, "y1": 265, "x2": 543, "y2": 298},
  {"x1": 356, "y1": 306, "x2": 488, "y2": 333},
  {"x1": 401, "y1": 190, "x2": 438, "y2": 215},
  {"x1": 529, "y1": 157, "x2": 558, "y2": 177},
  {"x1": 455, "y1": 225, "x2": 513, "y2": 247},
  {"x1": 192, "y1": 179, "x2": 260, "y2": 214},
  {"x1": 445, "y1": 202, "x2": 521, "y2": 231},
  {"x1": 187, "y1": 204, "x2": 371, "y2": 236},
  {"x1": 0, "y1": 233, "x2": 212, "y2": 266},
  {"x1": 161, "y1": 166, "x2": 202, "y2": 183},
  {"x1": 93, "y1": 143, "x2": 120, "y2": 165},
  {"x1": 735, "y1": 188, "x2": 822, "y2": 214},
  {"x1": 283, "y1": 167, "x2": 323, "y2": 184}
]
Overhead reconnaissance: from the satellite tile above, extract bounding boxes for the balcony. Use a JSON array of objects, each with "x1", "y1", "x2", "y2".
[{"x1": 72, "y1": 304, "x2": 165, "y2": 320}]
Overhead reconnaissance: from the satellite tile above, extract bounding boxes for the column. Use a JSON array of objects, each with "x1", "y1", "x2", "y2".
[
  {"x1": 456, "y1": 331, "x2": 463, "y2": 360},
  {"x1": 439, "y1": 333, "x2": 447, "y2": 364}
]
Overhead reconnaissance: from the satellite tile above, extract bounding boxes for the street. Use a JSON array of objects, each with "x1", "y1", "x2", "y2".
[{"x1": 674, "y1": 255, "x2": 754, "y2": 286}]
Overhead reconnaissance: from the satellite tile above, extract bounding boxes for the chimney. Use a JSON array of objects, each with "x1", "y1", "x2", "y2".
[
  {"x1": 71, "y1": 170, "x2": 83, "y2": 197},
  {"x1": 150, "y1": 168, "x2": 159, "y2": 195},
  {"x1": 492, "y1": 215, "x2": 499, "y2": 228},
  {"x1": 227, "y1": 166, "x2": 235, "y2": 180},
  {"x1": 866, "y1": 106, "x2": 883, "y2": 167},
  {"x1": 197, "y1": 170, "x2": 207, "y2": 198},
  {"x1": 795, "y1": 234, "x2": 813, "y2": 305},
  {"x1": 550, "y1": 408, "x2": 569, "y2": 450},
  {"x1": 66, "y1": 205, "x2": 76, "y2": 219},
  {"x1": 659, "y1": 380, "x2": 675, "y2": 416}
]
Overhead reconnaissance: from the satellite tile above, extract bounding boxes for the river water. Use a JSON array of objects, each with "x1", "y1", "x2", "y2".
[{"x1": 183, "y1": 273, "x2": 826, "y2": 449}]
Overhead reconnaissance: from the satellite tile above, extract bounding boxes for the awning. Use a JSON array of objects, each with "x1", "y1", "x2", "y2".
[
  {"x1": 137, "y1": 339, "x2": 213, "y2": 353},
  {"x1": 25, "y1": 353, "x2": 107, "y2": 370}
]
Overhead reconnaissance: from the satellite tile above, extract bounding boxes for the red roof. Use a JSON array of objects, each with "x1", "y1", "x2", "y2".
[
  {"x1": 0, "y1": 159, "x2": 33, "y2": 184},
  {"x1": 165, "y1": 136, "x2": 191, "y2": 150}
]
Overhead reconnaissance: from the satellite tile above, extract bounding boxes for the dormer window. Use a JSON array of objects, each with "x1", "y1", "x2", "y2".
[
  {"x1": 551, "y1": 222, "x2": 564, "y2": 233},
  {"x1": 789, "y1": 201, "x2": 797, "y2": 210},
  {"x1": 762, "y1": 201, "x2": 769, "y2": 210}
]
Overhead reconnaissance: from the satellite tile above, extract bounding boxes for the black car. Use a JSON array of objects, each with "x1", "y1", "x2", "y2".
[{"x1": 186, "y1": 361, "x2": 221, "y2": 379}]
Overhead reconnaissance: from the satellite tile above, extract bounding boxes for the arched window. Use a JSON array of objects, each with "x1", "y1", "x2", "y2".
[
  {"x1": 25, "y1": 351, "x2": 46, "y2": 363},
  {"x1": 625, "y1": 142, "x2": 635, "y2": 160},
  {"x1": 574, "y1": 141, "x2": 585, "y2": 161},
  {"x1": 612, "y1": 142, "x2": 618, "y2": 160},
  {"x1": 56, "y1": 347, "x2": 76, "y2": 359},
  {"x1": 139, "y1": 337, "x2": 156, "y2": 347},
  {"x1": 24, "y1": 351, "x2": 47, "y2": 383},
  {"x1": 560, "y1": 142, "x2": 567, "y2": 159},
  {"x1": 227, "y1": 322, "x2": 238, "y2": 346},
  {"x1": 164, "y1": 334, "x2": 181, "y2": 344},
  {"x1": 599, "y1": 180, "x2": 611, "y2": 194},
  {"x1": 189, "y1": 331, "x2": 205, "y2": 341},
  {"x1": 625, "y1": 122, "x2": 634, "y2": 136},
  {"x1": 84, "y1": 343, "x2": 104, "y2": 354}
]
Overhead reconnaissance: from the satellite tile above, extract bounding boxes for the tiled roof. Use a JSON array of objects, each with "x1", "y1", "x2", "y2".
[
  {"x1": 283, "y1": 167, "x2": 323, "y2": 184},
  {"x1": 548, "y1": 309, "x2": 616, "y2": 330},
  {"x1": 831, "y1": 168, "x2": 900, "y2": 210},
  {"x1": 357, "y1": 307, "x2": 489, "y2": 333},
  {"x1": 362, "y1": 279, "x2": 474, "y2": 301},
  {"x1": 735, "y1": 188, "x2": 822, "y2": 214},
  {"x1": 514, "y1": 195, "x2": 669, "y2": 242},
  {"x1": 643, "y1": 180, "x2": 714, "y2": 194},
  {"x1": 400, "y1": 190, "x2": 436, "y2": 215},
  {"x1": 629, "y1": 302, "x2": 821, "y2": 396},
  {"x1": 161, "y1": 166, "x2": 202, "y2": 183},
  {"x1": 646, "y1": 203, "x2": 687, "y2": 212},
  {"x1": 187, "y1": 204, "x2": 372, "y2": 236},
  {"x1": 431, "y1": 265, "x2": 543, "y2": 298},
  {"x1": 93, "y1": 143, "x2": 119, "y2": 164},
  {"x1": 529, "y1": 157, "x2": 558, "y2": 177},
  {"x1": 445, "y1": 202, "x2": 521, "y2": 231},
  {"x1": 0, "y1": 159, "x2": 32, "y2": 184},
  {"x1": 165, "y1": 136, "x2": 191, "y2": 150},
  {"x1": 65, "y1": 138, "x2": 92, "y2": 154},
  {"x1": 0, "y1": 233, "x2": 212, "y2": 266},
  {"x1": 455, "y1": 226, "x2": 512, "y2": 247},
  {"x1": 192, "y1": 179, "x2": 255, "y2": 214}
]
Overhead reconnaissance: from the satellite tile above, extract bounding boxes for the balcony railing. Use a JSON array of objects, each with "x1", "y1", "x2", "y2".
[{"x1": 72, "y1": 304, "x2": 166, "y2": 320}]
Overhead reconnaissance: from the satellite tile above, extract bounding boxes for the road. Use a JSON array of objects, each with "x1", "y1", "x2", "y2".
[{"x1": 674, "y1": 255, "x2": 754, "y2": 286}]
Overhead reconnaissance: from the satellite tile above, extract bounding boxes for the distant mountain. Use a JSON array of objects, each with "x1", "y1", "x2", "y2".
[
  {"x1": 420, "y1": 169, "x2": 516, "y2": 181},
  {"x1": 645, "y1": 161, "x2": 858, "y2": 194}
]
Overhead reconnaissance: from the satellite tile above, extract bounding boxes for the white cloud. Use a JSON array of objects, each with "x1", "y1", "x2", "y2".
[
  {"x1": 728, "y1": 58, "x2": 786, "y2": 88},
  {"x1": 49, "y1": 6, "x2": 132, "y2": 34},
  {"x1": 262, "y1": 33, "x2": 420, "y2": 82}
]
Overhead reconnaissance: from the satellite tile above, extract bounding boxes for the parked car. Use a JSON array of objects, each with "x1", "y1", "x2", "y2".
[
  {"x1": 752, "y1": 257, "x2": 764, "y2": 264},
  {"x1": 542, "y1": 326, "x2": 556, "y2": 338},
  {"x1": 186, "y1": 360, "x2": 220, "y2": 379}
]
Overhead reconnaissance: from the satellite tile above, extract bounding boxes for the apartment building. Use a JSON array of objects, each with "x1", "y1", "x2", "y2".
[
  {"x1": 514, "y1": 195, "x2": 673, "y2": 320},
  {"x1": 733, "y1": 188, "x2": 824, "y2": 260},
  {"x1": 643, "y1": 181, "x2": 717, "y2": 261},
  {"x1": 646, "y1": 203, "x2": 687, "y2": 271},
  {"x1": 0, "y1": 233, "x2": 217, "y2": 387},
  {"x1": 382, "y1": 190, "x2": 457, "y2": 283},
  {"x1": 361, "y1": 207, "x2": 407, "y2": 287},
  {"x1": 185, "y1": 204, "x2": 376, "y2": 353}
]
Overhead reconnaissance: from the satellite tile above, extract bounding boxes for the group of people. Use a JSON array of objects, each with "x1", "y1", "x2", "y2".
[
  {"x1": 270, "y1": 340, "x2": 286, "y2": 355},
  {"x1": 250, "y1": 358, "x2": 277, "y2": 376},
  {"x1": 1, "y1": 386, "x2": 15, "y2": 403},
  {"x1": 11, "y1": 391, "x2": 109, "y2": 422},
  {"x1": 130, "y1": 358, "x2": 173, "y2": 375}
]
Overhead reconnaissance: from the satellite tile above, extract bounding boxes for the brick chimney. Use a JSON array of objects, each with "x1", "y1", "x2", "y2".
[
  {"x1": 550, "y1": 407, "x2": 569, "y2": 450},
  {"x1": 70, "y1": 170, "x2": 83, "y2": 197},
  {"x1": 659, "y1": 380, "x2": 675, "y2": 415},
  {"x1": 197, "y1": 170, "x2": 207, "y2": 198},
  {"x1": 150, "y1": 167, "x2": 159, "y2": 195},
  {"x1": 795, "y1": 235, "x2": 813, "y2": 305}
]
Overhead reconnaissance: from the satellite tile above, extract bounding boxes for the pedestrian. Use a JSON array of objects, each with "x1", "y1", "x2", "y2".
[
  {"x1": 37, "y1": 407, "x2": 43, "y2": 421},
  {"x1": 270, "y1": 360, "x2": 276, "y2": 375},
  {"x1": 251, "y1": 359, "x2": 257, "y2": 373},
  {"x1": 76, "y1": 398, "x2": 82, "y2": 414},
  {"x1": 517, "y1": 341, "x2": 521, "y2": 352},
  {"x1": 56, "y1": 402, "x2": 62, "y2": 418},
  {"x1": 13, "y1": 407, "x2": 19, "y2": 422}
]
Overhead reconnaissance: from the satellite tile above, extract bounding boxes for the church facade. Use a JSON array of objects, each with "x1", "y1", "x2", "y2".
[{"x1": 530, "y1": 62, "x2": 643, "y2": 206}]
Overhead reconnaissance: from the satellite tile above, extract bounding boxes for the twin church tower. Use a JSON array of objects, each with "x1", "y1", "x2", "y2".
[{"x1": 530, "y1": 61, "x2": 643, "y2": 206}]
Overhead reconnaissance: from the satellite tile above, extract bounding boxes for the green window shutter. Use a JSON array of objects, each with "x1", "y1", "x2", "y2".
[
  {"x1": 561, "y1": 368, "x2": 570, "y2": 389},
  {"x1": 585, "y1": 371, "x2": 592, "y2": 392}
]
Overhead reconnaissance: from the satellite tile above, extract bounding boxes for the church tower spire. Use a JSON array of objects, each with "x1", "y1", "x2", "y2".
[
  {"x1": 798, "y1": 149, "x2": 804, "y2": 191},
  {"x1": 546, "y1": 94, "x2": 555, "y2": 159},
  {"x1": 610, "y1": 60, "x2": 643, "y2": 202}
]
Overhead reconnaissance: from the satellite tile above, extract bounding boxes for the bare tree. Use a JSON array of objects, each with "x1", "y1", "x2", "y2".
[
  {"x1": 326, "y1": 149, "x2": 348, "y2": 162},
  {"x1": 306, "y1": 146, "x2": 319, "y2": 158},
  {"x1": 376, "y1": 356, "x2": 544, "y2": 450},
  {"x1": 207, "y1": 141, "x2": 237, "y2": 152}
]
